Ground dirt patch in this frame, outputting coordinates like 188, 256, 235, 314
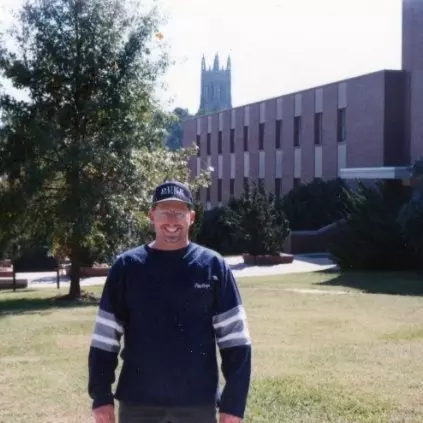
53, 290, 99, 303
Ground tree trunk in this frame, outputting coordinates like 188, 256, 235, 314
68, 236, 82, 298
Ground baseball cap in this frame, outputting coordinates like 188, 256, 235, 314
152, 181, 194, 207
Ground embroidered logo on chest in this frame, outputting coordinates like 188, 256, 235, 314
194, 275, 218, 289
194, 283, 211, 289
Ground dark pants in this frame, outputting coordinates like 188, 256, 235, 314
118, 402, 217, 423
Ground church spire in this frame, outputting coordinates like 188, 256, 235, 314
201, 54, 206, 70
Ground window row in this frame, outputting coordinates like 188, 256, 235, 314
196, 108, 346, 156
195, 177, 306, 202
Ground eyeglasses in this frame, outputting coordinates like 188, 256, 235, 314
154, 209, 188, 221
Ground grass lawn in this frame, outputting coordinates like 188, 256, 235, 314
1, 270, 423, 422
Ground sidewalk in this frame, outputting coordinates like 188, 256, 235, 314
6, 254, 336, 290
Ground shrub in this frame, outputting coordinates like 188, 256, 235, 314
398, 158, 423, 266
227, 179, 290, 256
398, 184, 423, 264
329, 181, 419, 271
281, 178, 356, 230
194, 206, 241, 255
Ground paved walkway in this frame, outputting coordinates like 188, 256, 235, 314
6, 254, 336, 290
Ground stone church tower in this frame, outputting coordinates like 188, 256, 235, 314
197, 54, 232, 115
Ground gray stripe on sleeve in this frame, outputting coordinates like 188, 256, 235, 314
90, 336, 121, 353
217, 333, 251, 350
212, 305, 243, 325
98, 308, 124, 329
93, 320, 122, 342
214, 319, 245, 340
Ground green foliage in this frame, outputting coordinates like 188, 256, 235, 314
226, 179, 290, 256
329, 181, 419, 271
411, 156, 423, 176
397, 157, 423, 265
195, 206, 240, 255
0, 0, 211, 296
195, 181, 291, 256
165, 107, 192, 150
189, 202, 204, 242
281, 178, 356, 230
0, 179, 50, 260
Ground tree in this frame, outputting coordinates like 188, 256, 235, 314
165, 107, 192, 150
0, 0, 211, 298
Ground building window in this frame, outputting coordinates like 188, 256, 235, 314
337, 108, 346, 142
294, 116, 301, 147
259, 123, 265, 150
207, 133, 211, 155
230, 129, 235, 153
230, 179, 235, 196
206, 186, 211, 201
196, 134, 201, 156
217, 179, 222, 202
275, 119, 282, 149
314, 113, 322, 145
294, 177, 301, 188
275, 178, 281, 199
218, 131, 223, 154
243, 125, 248, 152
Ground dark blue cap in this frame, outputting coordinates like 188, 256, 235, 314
152, 181, 193, 207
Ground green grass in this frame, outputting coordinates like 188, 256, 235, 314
1, 270, 423, 422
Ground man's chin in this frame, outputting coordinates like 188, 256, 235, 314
163, 234, 182, 244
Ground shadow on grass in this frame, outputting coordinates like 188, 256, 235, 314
315, 269, 423, 296
0, 291, 100, 317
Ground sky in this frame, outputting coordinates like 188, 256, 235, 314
0, 0, 403, 114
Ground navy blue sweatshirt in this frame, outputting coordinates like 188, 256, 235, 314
88, 242, 252, 419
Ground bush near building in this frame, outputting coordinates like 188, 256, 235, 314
329, 180, 420, 271
280, 178, 356, 231
195, 179, 290, 256
196, 178, 353, 255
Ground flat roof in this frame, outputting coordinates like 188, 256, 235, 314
185, 68, 404, 121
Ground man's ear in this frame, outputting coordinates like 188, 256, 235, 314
189, 209, 196, 226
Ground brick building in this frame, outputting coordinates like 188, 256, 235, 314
182, 0, 423, 209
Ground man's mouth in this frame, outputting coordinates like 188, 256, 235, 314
163, 225, 181, 234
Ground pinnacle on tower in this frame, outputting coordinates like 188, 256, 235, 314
201, 55, 206, 70
226, 55, 231, 70
213, 53, 220, 71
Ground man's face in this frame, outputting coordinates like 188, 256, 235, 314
150, 200, 195, 248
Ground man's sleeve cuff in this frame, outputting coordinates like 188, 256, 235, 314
92, 394, 115, 410
218, 402, 245, 419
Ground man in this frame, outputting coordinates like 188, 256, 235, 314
88, 180, 252, 423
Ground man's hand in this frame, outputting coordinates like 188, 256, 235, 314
93, 404, 115, 423
219, 413, 242, 423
